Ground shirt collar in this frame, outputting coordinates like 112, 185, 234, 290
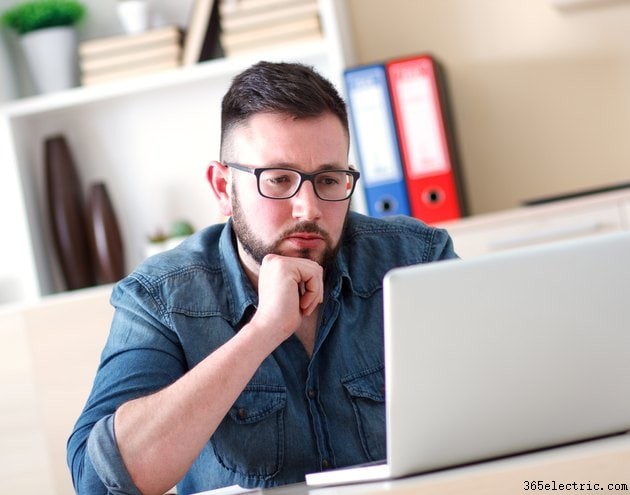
331, 231, 354, 298
219, 219, 258, 327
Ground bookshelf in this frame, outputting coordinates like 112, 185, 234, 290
0, 0, 355, 305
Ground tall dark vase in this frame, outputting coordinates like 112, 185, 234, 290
44, 135, 96, 290
86, 182, 126, 284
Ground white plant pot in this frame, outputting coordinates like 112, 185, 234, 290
20, 26, 77, 94
117, 0, 150, 35
144, 236, 188, 259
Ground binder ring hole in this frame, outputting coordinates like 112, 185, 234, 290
377, 197, 397, 214
423, 188, 444, 206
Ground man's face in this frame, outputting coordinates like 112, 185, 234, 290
225, 111, 351, 271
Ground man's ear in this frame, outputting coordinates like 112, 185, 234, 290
207, 161, 233, 216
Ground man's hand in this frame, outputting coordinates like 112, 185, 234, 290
251, 254, 324, 342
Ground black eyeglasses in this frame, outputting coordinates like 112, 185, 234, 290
224, 162, 360, 201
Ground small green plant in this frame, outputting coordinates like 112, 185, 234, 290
1, 0, 86, 35
169, 220, 195, 238
148, 220, 195, 244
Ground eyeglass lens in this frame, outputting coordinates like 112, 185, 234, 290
259, 169, 355, 200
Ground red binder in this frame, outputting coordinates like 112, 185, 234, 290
386, 54, 466, 224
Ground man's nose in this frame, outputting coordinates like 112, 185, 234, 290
291, 180, 322, 220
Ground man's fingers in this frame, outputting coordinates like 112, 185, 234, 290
298, 269, 324, 315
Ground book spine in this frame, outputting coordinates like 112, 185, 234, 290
220, 15, 320, 47
81, 60, 180, 86
221, 0, 318, 32
219, 0, 312, 17
222, 29, 322, 56
79, 26, 181, 58
81, 44, 181, 73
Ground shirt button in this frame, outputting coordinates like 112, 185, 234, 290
322, 459, 330, 469
237, 408, 247, 419
308, 389, 317, 399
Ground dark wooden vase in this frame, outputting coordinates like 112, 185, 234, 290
44, 135, 95, 290
86, 182, 126, 284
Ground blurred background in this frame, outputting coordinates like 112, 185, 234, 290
2, 0, 630, 215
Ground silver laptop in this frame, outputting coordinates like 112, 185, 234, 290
306, 231, 630, 486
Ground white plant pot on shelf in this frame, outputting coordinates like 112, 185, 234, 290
117, 0, 150, 35
20, 26, 77, 94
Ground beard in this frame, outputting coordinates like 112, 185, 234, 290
230, 184, 347, 273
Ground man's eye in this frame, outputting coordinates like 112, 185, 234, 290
317, 174, 341, 186
268, 175, 291, 184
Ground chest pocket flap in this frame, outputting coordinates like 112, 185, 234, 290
341, 366, 386, 462
213, 384, 287, 479
228, 385, 287, 423
342, 366, 385, 402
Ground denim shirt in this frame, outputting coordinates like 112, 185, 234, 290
67, 211, 457, 495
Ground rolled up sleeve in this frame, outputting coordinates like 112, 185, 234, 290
87, 415, 141, 495
67, 277, 187, 494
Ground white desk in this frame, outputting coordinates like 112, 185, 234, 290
262, 434, 630, 495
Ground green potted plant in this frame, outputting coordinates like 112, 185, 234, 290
1, 0, 86, 94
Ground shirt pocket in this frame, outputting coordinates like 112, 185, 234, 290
211, 384, 287, 480
341, 365, 386, 462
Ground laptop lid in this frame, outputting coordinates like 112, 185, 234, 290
383, 231, 630, 478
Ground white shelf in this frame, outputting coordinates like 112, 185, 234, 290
2, 38, 337, 118
0, 0, 355, 305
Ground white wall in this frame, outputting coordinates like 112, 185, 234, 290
348, 0, 630, 214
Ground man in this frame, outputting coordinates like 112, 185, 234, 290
67, 61, 457, 495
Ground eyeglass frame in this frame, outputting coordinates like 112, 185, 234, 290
223, 162, 361, 202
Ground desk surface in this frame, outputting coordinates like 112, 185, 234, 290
260, 434, 630, 495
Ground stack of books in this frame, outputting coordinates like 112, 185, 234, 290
79, 26, 183, 86
218, 0, 322, 57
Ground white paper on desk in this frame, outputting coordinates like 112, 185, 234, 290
192, 485, 261, 495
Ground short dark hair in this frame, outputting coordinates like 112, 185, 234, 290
220, 61, 349, 159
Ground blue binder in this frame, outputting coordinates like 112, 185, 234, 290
344, 63, 410, 217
